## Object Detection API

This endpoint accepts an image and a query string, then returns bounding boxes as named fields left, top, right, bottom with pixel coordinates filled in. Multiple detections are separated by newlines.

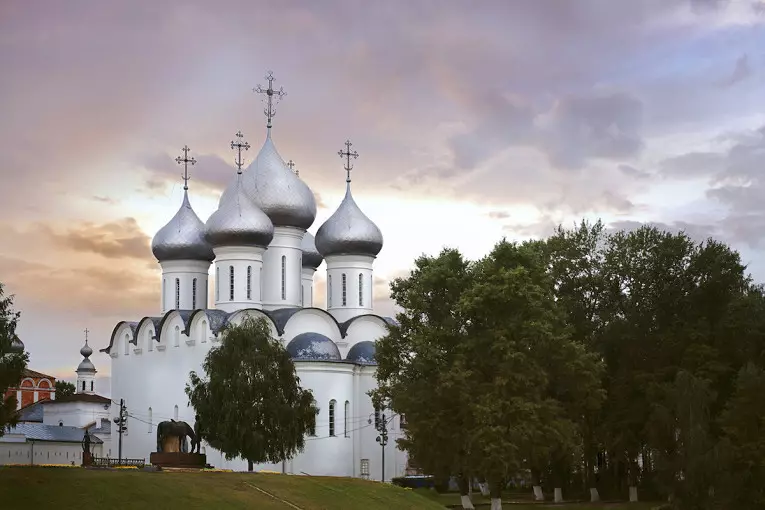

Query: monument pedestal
left=150, top=452, right=206, bottom=468
left=82, top=452, right=93, bottom=467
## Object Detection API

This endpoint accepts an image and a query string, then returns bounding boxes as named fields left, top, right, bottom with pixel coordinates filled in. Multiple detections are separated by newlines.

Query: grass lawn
left=415, top=488, right=661, bottom=509
left=0, top=467, right=444, bottom=510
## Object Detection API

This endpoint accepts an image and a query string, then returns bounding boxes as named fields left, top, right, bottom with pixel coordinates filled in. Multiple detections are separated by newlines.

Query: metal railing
left=91, top=457, right=146, bottom=468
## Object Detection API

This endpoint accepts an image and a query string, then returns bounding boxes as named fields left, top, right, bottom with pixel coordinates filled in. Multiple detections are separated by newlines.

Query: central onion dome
left=301, top=232, right=323, bottom=269
left=242, top=133, right=317, bottom=229
left=315, top=183, right=383, bottom=257
left=151, top=191, right=215, bottom=262
left=205, top=174, right=274, bottom=248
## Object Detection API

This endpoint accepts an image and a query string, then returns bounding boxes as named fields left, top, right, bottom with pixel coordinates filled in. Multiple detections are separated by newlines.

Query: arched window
left=301, top=285, right=305, bottom=307
left=329, top=399, right=337, bottom=437
left=192, top=278, right=197, bottom=309
left=358, top=273, right=364, bottom=306
left=281, top=256, right=286, bottom=300
left=90, top=381, right=93, bottom=392
left=341, top=273, right=347, bottom=306
left=229, top=265, right=235, bottom=301
left=174, top=325, right=180, bottom=347
left=201, top=320, right=207, bottom=343
left=247, top=266, right=252, bottom=300
left=162, top=278, right=166, bottom=310
left=81, top=381, right=86, bottom=392
left=148, top=408, right=152, bottom=433
left=328, top=275, right=332, bottom=307
left=175, top=278, right=180, bottom=309
left=310, top=286, right=313, bottom=306
left=260, top=267, right=263, bottom=300
left=344, top=400, right=350, bottom=438
left=124, top=333, right=130, bottom=356
left=215, top=267, right=220, bottom=301
left=174, top=405, right=179, bottom=420
left=147, top=329, right=153, bottom=352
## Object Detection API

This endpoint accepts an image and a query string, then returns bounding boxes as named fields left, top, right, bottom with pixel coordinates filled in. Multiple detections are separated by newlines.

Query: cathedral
left=100, top=74, right=407, bottom=479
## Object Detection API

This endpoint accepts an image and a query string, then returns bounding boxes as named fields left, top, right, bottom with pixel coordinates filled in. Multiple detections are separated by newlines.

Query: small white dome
left=242, top=133, right=317, bottom=229
left=315, top=183, right=383, bottom=258
left=151, top=191, right=215, bottom=262
left=205, top=174, right=274, bottom=248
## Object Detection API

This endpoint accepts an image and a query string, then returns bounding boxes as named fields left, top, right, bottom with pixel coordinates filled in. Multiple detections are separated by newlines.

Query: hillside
left=1, top=467, right=444, bottom=510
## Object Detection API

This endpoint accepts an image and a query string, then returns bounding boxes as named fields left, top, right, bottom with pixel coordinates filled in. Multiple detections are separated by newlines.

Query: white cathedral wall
left=213, top=246, right=266, bottom=312
left=340, top=316, right=390, bottom=358
left=301, top=267, right=316, bottom=307
left=281, top=309, right=342, bottom=344
left=0, top=439, right=103, bottom=466
left=43, top=402, right=110, bottom=428
left=160, top=260, right=211, bottom=313
left=325, top=255, right=375, bottom=323
left=262, top=227, right=304, bottom=311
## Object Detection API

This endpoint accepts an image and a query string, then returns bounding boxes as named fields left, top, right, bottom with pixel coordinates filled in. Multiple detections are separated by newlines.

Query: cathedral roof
left=301, top=231, right=323, bottom=269
left=205, top=174, right=274, bottom=248
left=346, top=341, right=377, bottom=365
left=151, top=191, right=215, bottom=262
left=315, top=182, right=383, bottom=258
left=8, top=423, right=104, bottom=443
left=286, top=332, right=341, bottom=361
left=242, top=132, right=317, bottom=230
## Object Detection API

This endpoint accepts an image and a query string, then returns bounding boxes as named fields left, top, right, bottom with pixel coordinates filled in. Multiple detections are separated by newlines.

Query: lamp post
left=113, top=399, right=128, bottom=464
left=368, top=411, right=390, bottom=482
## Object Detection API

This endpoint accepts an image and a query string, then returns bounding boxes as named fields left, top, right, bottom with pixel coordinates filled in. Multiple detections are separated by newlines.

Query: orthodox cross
left=175, top=145, right=196, bottom=191
left=253, top=71, right=286, bottom=129
left=338, top=140, right=359, bottom=183
left=287, top=159, right=299, bottom=177
left=231, top=131, right=250, bottom=174
left=84, top=328, right=89, bottom=344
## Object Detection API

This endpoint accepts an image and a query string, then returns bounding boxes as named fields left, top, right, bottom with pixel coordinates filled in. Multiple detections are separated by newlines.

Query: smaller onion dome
left=243, top=133, right=317, bottom=230
left=152, top=191, right=215, bottom=262
left=205, top=175, right=274, bottom=248
left=9, top=335, right=24, bottom=354
left=346, top=341, right=377, bottom=365
left=80, top=342, right=93, bottom=358
left=286, top=332, right=341, bottom=361
left=315, top=183, right=383, bottom=258
left=77, top=338, right=96, bottom=374
left=301, top=232, right=323, bottom=269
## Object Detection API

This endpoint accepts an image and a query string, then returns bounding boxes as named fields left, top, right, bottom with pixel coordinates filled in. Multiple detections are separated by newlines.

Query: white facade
left=161, top=260, right=211, bottom=313
left=212, top=246, right=266, bottom=312
left=301, top=267, right=317, bottom=307
left=262, top=227, right=304, bottom=310
left=0, top=436, right=103, bottom=466
left=325, top=255, right=375, bottom=323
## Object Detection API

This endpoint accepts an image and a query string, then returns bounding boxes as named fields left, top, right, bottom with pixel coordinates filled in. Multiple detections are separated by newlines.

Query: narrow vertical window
left=359, top=273, right=364, bottom=306
left=175, top=278, right=180, bottom=309
left=174, top=405, right=179, bottom=420
left=229, top=265, right=235, bottom=301
left=204, top=280, right=208, bottom=308
left=329, top=400, right=336, bottom=437
left=260, top=267, right=263, bottom=300
left=301, top=285, right=304, bottom=307
left=342, top=273, right=347, bottom=306
left=247, top=266, right=252, bottom=300
left=344, top=400, right=350, bottom=438
left=192, top=278, right=197, bottom=309
left=162, top=279, right=166, bottom=310
left=148, top=408, right=152, bottom=433
left=82, top=381, right=86, bottom=392
left=90, top=381, right=93, bottom=392
left=328, top=275, right=332, bottom=307
left=215, top=267, right=220, bottom=301
left=174, top=325, right=180, bottom=347
left=281, top=255, right=287, bottom=300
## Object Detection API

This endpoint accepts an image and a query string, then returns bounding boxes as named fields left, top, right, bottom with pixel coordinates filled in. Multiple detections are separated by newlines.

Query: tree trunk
left=458, top=475, right=474, bottom=509
left=532, top=486, right=544, bottom=501
left=629, top=486, right=638, bottom=502
left=247, top=460, right=253, bottom=472
left=590, top=488, right=600, bottom=502
left=489, top=478, right=503, bottom=510
left=554, top=488, right=563, bottom=503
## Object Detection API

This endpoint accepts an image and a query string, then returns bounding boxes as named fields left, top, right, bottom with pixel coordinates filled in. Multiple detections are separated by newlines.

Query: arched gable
left=20, top=378, right=35, bottom=388
left=157, top=309, right=187, bottom=345
left=340, top=314, right=390, bottom=350
left=277, top=307, right=342, bottom=344
left=186, top=309, right=230, bottom=339
left=101, top=321, right=138, bottom=354
left=227, top=309, right=280, bottom=339
left=135, top=317, right=161, bottom=349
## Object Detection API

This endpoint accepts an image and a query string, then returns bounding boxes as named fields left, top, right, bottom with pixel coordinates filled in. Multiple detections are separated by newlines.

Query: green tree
left=0, top=283, right=28, bottom=435
left=372, top=249, right=477, bottom=507
left=55, top=380, right=76, bottom=399
left=186, top=317, right=317, bottom=470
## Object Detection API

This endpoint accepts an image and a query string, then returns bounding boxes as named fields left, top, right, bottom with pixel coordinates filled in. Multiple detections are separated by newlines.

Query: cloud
left=39, top=218, right=151, bottom=260
left=717, top=54, right=753, bottom=87
left=488, top=211, right=511, bottom=220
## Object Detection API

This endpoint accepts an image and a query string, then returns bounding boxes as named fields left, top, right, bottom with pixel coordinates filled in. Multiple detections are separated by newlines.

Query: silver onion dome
left=151, top=191, right=215, bottom=262
left=9, top=335, right=24, bottom=354
left=242, top=133, right=317, bottom=229
left=315, top=183, right=383, bottom=257
left=301, top=232, right=323, bottom=269
left=77, top=338, right=96, bottom=373
left=205, top=174, right=274, bottom=248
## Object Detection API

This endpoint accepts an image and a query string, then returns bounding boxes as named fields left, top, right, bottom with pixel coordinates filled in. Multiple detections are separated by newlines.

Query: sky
left=1, top=0, right=764, bottom=388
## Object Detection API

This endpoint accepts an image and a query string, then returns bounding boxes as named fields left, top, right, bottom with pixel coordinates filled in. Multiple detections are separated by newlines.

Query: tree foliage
left=186, top=317, right=317, bottom=467
left=0, top=283, right=28, bottom=436
left=55, top=380, right=76, bottom=399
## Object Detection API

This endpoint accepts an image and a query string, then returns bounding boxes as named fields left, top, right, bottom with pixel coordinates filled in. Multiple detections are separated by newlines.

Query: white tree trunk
left=554, top=488, right=563, bottom=503
left=629, top=486, right=638, bottom=502
left=590, top=488, right=600, bottom=502
left=479, top=482, right=490, bottom=496
left=532, top=485, right=544, bottom=501
left=490, top=497, right=502, bottom=510
left=460, top=495, right=475, bottom=509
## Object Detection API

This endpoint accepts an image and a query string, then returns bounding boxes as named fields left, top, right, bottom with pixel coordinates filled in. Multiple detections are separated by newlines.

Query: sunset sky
left=1, top=0, right=764, bottom=390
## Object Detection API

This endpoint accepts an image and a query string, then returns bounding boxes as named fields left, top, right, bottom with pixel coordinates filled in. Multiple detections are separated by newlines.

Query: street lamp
left=368, top=411, right=390, bottom=482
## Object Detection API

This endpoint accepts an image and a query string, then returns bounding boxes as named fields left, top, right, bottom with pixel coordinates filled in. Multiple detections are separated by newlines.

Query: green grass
left=0, top=467, right=444, bottom=510
left=415, top=488, right=661, bottom=509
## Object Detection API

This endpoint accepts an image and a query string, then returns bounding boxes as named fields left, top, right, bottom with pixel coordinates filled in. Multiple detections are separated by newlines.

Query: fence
left=91, top=457, right=146, bottom=468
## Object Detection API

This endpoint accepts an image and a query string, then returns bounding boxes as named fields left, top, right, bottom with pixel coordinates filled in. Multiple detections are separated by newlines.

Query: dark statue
left=156, top=420, right=195, bottom=453
left=191, top=414, right=204, bottom=454
left=81, top=430, right=91, bottom=455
